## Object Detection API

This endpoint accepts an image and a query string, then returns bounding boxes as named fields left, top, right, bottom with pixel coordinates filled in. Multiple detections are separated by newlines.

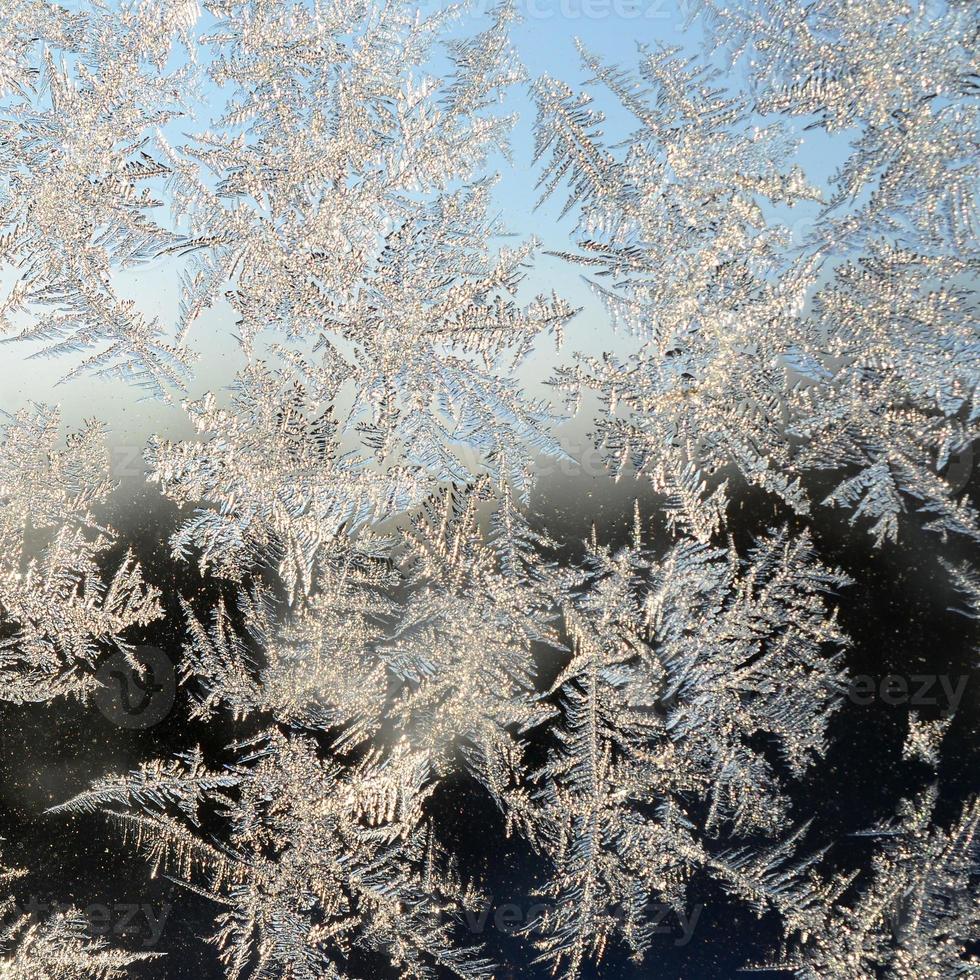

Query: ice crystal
left=757, top=788, right=980, bottom=978
left=0, top=0, right=197, bottom=396
left=146, top=363, right=430, bottom=598
left=0, top=909, right=160, bottom=980
left=382, top=484, right=559, bottom=792
left=536, top=43, right=819, bottom=534
left=1, top=0, right=976, bottom=977
left=0, top=404, right=162, bottom=702
left=179, top=558, right=395, bottom=746
left=902, top=712, right=953, bottom=767
left=53, top=734, right=492, bottom=980
left=0, top=846, right=157, bottom=979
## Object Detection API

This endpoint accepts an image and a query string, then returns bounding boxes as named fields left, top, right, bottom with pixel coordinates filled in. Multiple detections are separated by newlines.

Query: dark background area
left=0, top=456, right=976, bottom=979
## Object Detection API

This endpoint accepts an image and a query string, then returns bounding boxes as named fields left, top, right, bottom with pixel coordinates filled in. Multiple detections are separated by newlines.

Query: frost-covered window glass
left=0, top=0, right=976, bottom=977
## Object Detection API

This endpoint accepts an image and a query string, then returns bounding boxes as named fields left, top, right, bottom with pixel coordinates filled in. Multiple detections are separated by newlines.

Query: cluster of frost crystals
left=539, top=0, right=978, bottom=546
left=0, top=848, right=160, bottom=978
left=170, top=479, right=561, bottom=804
left=53, top=496, right=860, bottom=978
left=753, top=787, right=980, bottom=978
left=690, top=0, right=979, bottom=544
left=159, top=0, right=573, bottom=484
left=53, top=736, right=493, bottom=980
left=536, top=43, right=822, bottom=537
left=0, top=0, right=198, bottom=397
left=0, top=404, right=162, bottom=703
left=520, top=518, right=851, bottom=977
left=1, top=0, right=976, bottom=978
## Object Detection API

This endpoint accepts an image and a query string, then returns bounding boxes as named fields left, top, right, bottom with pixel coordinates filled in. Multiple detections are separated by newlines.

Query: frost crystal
left=0, top=848, right=157, bottom=978
left=0, top=404, right=162, bottom=702
left=757, top=788, right=980, bottom=978
left=54, top=735, right=492, bottom=980
left=1, top=0, right=976, bottom=977
left=0, top=0, right=197, bottom=396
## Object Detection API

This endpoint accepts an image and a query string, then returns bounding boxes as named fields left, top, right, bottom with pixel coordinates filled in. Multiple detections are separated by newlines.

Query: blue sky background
left=0, top=0, right=851, bottom=474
